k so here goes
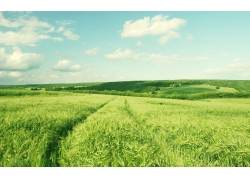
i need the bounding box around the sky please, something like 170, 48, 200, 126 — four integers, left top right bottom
0, 9, 250, 85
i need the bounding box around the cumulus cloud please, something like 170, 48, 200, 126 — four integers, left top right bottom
135, 41, 142, 46
0, 71, 5, 77
8, 71, 22, 77
0, 30, 63, 46
0, 12, 21, 28
56, 20, 80, 41
147, 53, 183, 62
0, 12, 80, 46
63, 30, 80, 40
121, 15, 186, 44
84, 47, 99, 55
0, 12, 64, 46
232, 58, 241, 63
194, 57, 210, 61
205, 59, 250, 77
158, 31, 180, 44
105, 48, 209, 64
57, 26, 64, 32
0, 71, 22, 78
0, 47, 44, 71
186, 34, 193, 40
52, 60, 86, 72
56, 20, 76, 26
105, 48, 133, 59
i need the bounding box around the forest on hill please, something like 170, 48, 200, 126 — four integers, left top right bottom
1, 80, 250, 100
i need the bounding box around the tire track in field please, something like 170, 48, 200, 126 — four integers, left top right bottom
45, 96, 117, 167
123, 98, 168, 157
124, 98, 143, 125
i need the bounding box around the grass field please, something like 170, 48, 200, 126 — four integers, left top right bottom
1, 93, 249, 167
0, 94, 114, 166
159, 85, 238, 94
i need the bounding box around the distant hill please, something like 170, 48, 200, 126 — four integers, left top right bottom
56, 79, 250, 93
1, 80, 250, 99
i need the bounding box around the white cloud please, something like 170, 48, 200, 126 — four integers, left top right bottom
56, 20, 75, 26
118, 76, 126, 80
195, 57, 210, 61
0, 29, 63, 46
56, 20, 80, 41
105, 48, 209, 65
158, 31, 180, 44
0, 12, 63, 46
148, 54, 183, 61
8, 71, 22, 77
121, 15, 186, 44
105, 48, 133, 59
57, 26, 64, 32
135, 41, 142, 46
48, 27, 55, 32
0, 71, 5, 77
121, 15, 186, 37
205, 59, 250, 77
0, 12, 52, 29
232, 58, 240, 63
63, 30, 80, 40
186, 34, 193, 40
0, 71, 21, 78
84, 47, 99, 55
0, 30, 41, 46
50, 37, 63, 41
0, 12, 20, 28
52, 60, 86, 72
0, 13, 81, 46
221, 53, 229, 56
0, 47, 44, 71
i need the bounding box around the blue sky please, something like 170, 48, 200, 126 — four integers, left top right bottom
0, 11, 250, 85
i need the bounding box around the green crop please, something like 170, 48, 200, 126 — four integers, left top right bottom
59, 96, 250, 167
0, 94, 114, 166
1, 93, 249, 167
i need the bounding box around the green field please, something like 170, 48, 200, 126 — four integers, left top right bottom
159, 85, 238, 94
1, 80, 250, 100
1, 92, 249, 167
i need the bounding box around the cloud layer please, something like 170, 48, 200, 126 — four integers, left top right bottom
105, 48, 209, 66
0, 12, 79, 46
0, 47, 44, 71
135, 41, 142, 46
105, 48, 133, 59
84, 47, 99, 55
121, 15, 186, 44
56, 20, 80, 41
52, 60, 86, 72
205, 58, 250, 77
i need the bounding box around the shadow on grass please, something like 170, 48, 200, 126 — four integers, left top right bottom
44, 98, 116, 167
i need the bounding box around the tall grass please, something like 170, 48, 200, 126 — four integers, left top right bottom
127, 97, 250, 166
59, 97, 176, 166
0, 94, 114, 166
1, 92, 249, 167
59, 97, 250, 167
0, 89, 72, 96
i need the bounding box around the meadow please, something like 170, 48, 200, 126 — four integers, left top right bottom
159, 85, 238, 94
0, 94, 114, 166
1, 92, 249, 167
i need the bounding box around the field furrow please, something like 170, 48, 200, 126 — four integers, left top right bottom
0, 94, 115, 167
1, 93, 249, 167
59, 97, 174, 166
125, 96, 250, 166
